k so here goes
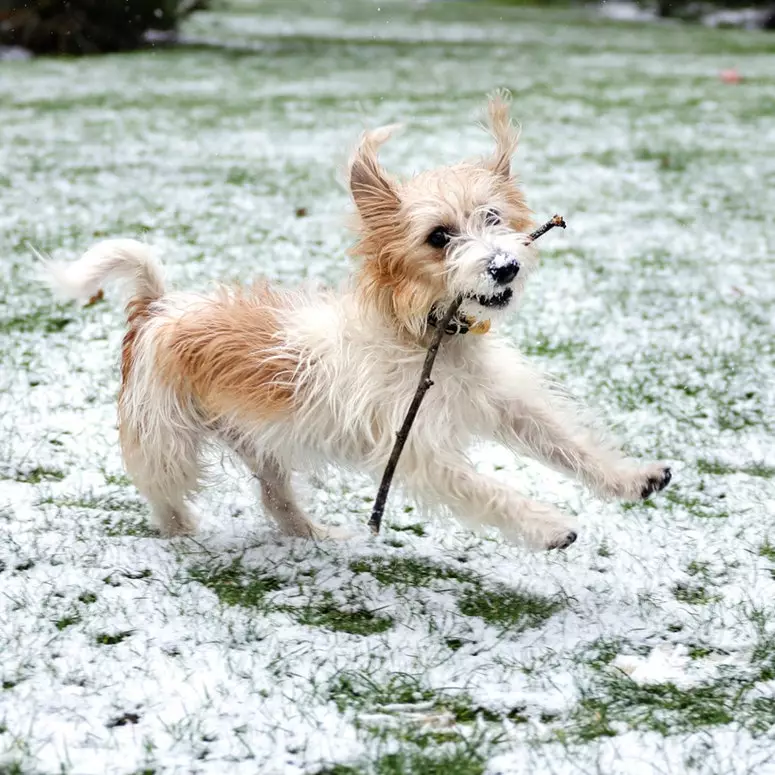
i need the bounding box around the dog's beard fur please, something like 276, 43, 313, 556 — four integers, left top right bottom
45, 91, 672, 550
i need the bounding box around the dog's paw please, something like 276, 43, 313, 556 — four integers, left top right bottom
604, 463, 673, 501
546, 529, 578, 551
502, 501, 579, 552
156, 507, 199, 537
310, 523, 354, 541
641, 466, 672, 499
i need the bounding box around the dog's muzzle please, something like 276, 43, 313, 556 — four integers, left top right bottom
487, 251, 520, 286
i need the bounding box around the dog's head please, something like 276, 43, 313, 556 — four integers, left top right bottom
350, 91, 537, 337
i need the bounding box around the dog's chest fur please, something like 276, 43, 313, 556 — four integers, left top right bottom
272, 294, 504, 472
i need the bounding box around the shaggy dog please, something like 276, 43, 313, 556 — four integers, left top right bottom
47, 93, 671, 550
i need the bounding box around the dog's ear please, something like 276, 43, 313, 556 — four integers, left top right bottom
349, 125, 401, 223
482, 90, 520, 179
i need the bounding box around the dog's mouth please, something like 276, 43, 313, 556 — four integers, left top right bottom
469, 287, 513, 309
427, 288, 514, 336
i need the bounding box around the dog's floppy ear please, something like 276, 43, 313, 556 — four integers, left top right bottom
482, 90, 520, 179
349, 125, 401, 223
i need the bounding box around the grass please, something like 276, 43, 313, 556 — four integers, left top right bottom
13, 467, 66, 484
2, 0, 775, 772
566, 659, 775, 742
326, 670, 519, 773
190, 561, 393, 634
0, 310, 73, 335
351, 554, 562, 631
759, 541, 775, 562
314, 745, 487, 775
95, 631, 134, 645
328, 670, 527, 723
458, 586, 563, 631
54, 613, 82, 630
189, 561, 284, 611
296, 596, 394, 636
349, 556, 474, 589
697, 459, 775, 479
569, 679, 736, 740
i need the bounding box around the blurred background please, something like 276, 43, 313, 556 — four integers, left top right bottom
0, 0, 773, 57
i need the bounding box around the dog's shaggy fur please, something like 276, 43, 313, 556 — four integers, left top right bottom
46, 94, 671, 550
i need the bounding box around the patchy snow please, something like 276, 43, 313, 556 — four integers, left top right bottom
596, 1, 659, 23
613, 644, 699, 687
1, 0, 775, 773
703, 8, 769, 30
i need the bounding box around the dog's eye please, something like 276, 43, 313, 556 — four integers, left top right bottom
484, 209, 502, 226
427, 227, 451, 249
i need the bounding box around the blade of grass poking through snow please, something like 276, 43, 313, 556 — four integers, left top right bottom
368, 215, 567, 534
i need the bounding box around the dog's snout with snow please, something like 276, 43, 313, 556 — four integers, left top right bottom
486, 250, 520, 285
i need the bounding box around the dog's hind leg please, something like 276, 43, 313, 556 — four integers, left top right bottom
120, 422, 202, 536
228, 443, 349, 540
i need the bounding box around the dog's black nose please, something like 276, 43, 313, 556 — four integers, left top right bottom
487, 258, 520, 285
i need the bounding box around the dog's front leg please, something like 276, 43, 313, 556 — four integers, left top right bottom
497, 390, 671, 501
399, 450, 578, 550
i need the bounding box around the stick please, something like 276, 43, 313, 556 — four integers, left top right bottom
368, 295, 464, 534
368, 215, 566, 534
525, 214, 566, 243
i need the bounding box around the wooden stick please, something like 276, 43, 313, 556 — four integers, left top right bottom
525, 214, 566, 243
368, 295, 464, 534
368, 215, 566, 534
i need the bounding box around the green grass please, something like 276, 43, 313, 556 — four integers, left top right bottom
369, 745, 486, 775
567, 627, 775, 742
569, 676, 736, 740
14, 467, 66, 484
350, 556, 474, 589
351, 554, 562, 631
103, 472, 134, 487
672, 582, 716, 605
759, 541, 775, 562
0, 310, 73, 335
95, 631, 133, 645
101, 514, 157, 538
313, 744, 487, 775
296, 596, 394, 636
697, 459, 775, 478
458, 585, 563, 631
325, 670, 521, 773
189, 561, 284, 610
54, 613, 82, 631
329, 670, 527, 724
191, 561, 393, 635
389, 523, 426, 537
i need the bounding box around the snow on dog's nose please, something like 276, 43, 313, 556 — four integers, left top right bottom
486, 251, 520, 285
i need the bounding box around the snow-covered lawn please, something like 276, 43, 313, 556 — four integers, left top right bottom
2, 1, 775, 773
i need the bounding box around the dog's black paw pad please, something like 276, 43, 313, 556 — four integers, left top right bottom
641, 467, 672, 499
548, 531, 577, 551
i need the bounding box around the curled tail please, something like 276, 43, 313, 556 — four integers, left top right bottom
43, 239, 165, 306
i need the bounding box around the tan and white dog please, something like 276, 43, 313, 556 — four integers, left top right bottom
47, 93, 671, 550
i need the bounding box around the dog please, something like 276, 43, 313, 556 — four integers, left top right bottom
45, 93, 671, 550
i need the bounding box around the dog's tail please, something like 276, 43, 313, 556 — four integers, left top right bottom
42, 239, 165, 307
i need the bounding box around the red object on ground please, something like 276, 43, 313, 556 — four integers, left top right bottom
720, 69, 742, 84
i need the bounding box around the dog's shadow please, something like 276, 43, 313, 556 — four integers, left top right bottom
170, 512, 569, 644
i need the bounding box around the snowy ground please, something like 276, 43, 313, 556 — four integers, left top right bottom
2, 1, 775, 773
